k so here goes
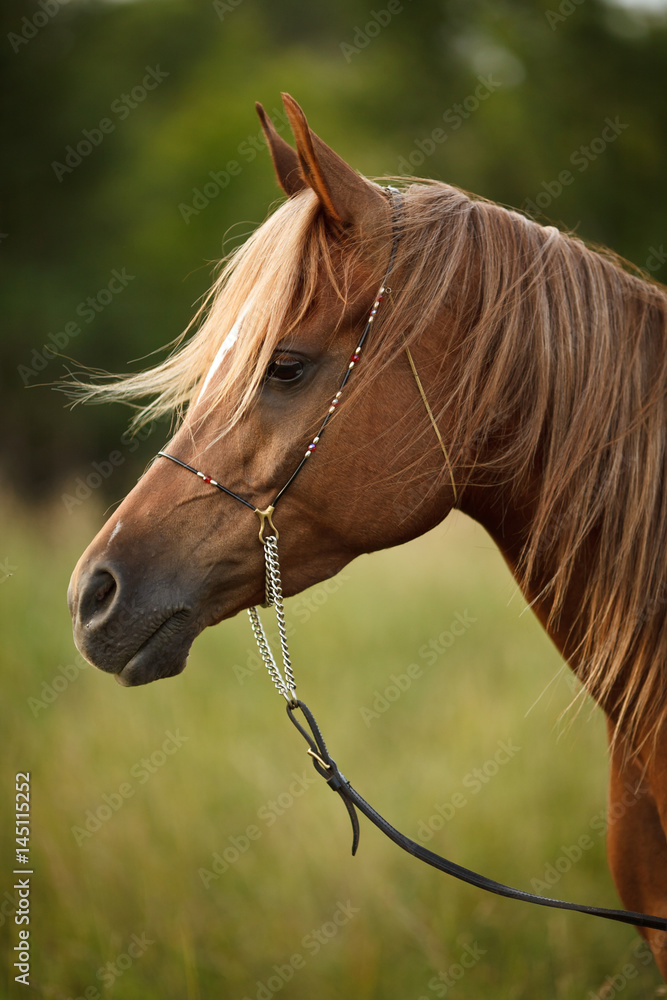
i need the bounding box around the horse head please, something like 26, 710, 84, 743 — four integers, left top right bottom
67, 95, 458, 687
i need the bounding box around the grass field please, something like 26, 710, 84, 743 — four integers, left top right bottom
1, 495, 664, 999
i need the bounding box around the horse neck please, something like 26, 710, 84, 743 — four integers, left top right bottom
459, 459, 587, 665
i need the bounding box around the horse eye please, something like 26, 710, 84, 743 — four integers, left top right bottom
266, 356, 304, 384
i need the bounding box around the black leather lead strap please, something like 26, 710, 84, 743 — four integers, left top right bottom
287, 698, 360, 854
286, 699, 667, 933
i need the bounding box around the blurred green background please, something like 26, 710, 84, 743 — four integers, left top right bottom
3, 0, 667, 996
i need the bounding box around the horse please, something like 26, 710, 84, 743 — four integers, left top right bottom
67, 93, 667, 976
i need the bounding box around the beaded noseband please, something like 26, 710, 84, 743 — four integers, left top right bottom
156, 187, 667, 936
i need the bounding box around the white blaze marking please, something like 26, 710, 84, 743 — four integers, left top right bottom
108, 519, 122, 545
197, 312, 244, 403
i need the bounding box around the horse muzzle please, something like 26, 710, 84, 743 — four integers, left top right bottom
68, 559, 197, 686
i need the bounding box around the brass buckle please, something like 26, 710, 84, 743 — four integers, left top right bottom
254, 505, 278, 544
307, 747, 330, 770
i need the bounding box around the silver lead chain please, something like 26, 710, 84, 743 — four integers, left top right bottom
247, 535, 298, 704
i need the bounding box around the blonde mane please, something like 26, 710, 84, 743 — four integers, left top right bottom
78, 179, 667, 754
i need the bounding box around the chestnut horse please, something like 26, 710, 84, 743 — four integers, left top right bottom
68, 95, 667, 974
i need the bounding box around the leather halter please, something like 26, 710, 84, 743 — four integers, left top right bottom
157, 188, 667, 935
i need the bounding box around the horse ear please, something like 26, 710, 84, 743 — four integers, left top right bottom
256, 102, 306, 197
280, 92, 387, 232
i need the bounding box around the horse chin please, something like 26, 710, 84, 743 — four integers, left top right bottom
77, 611, 197, 687
114, 647, 189, 687
115, 615, 198, 686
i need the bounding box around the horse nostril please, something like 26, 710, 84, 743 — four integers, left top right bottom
94, 576, 116, 605
78, 568, 119, 623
